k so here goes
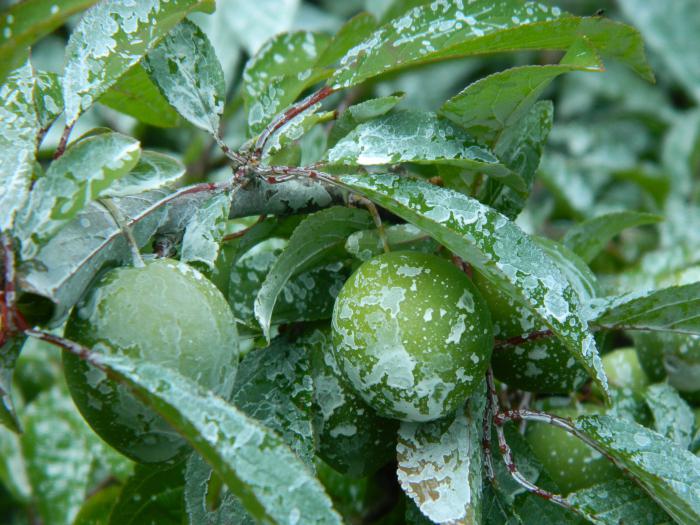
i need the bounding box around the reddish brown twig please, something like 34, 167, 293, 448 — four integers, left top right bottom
494, 329, 554, 348
222, 214, 267, 242
53, 122, 75, 159
254, 86, 335, 157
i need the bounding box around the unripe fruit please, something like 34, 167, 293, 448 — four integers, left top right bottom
599, 347, 649, 395
64, 259, 238, 463
474, 237, 596, 394
331, 251, 493, 422
309, 327, 398, 477
526, 404, 619, 494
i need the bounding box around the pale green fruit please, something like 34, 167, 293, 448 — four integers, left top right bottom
64, 259, 238, 463
526, 404, 620, 494
331, 251, 493, 422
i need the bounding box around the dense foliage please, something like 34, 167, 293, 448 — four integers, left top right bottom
1, 0, 700, 523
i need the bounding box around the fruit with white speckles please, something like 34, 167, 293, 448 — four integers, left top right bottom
63, 259, 238, 463
331, 251, 493, 422
594, 347, 648, 397
526, 404, 620, 494
309, 327, 398, 477
633, 266, 700, 405
474, 237, 595, 394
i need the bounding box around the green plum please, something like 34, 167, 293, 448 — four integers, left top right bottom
309, 327, 398, 477
331, 251, 493, 422
64, 258, 238, 463
526, 404, 620, 494
475, 237, 596, 394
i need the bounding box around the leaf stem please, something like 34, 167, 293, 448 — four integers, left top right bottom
99, 198, 145, 268
53, 122, 75, 159
254, 86, 335, 157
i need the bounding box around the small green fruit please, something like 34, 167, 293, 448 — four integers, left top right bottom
598, 347, 649, 395
309, 327, 398, 477
475, 237, 596, 394
331, 251, 493, 422
526, 404, 619, 494
64, 259, 238, 463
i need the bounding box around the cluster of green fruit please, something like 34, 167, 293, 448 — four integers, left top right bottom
61, 241, 700, 496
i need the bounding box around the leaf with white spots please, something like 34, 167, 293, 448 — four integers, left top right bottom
62, 0, 214, 125
262, 105, 335, 161
328, 93, 405, 148
330, 0, 653, 90
566, 478, 672, 525
479, 100, 553, 219
326, 111, 523, 193
185, 453, 254, 525
99, 64, 180, 128
21, 386, 96, 525
242, 30, 331, 134
439, 39, 603, 145
0, 0, 98, 84
33, 71, 63, 133
590, 282, 700, 335
101, 150, 185, 198
254, 206, 373, 341
92, 352, 342, 524
230, 249, 349, 333
643, 383, 694, 449
0, 60, 39, 231
15, 131, 141, 260
316, 12, 378, 68
397, 387, 485, 524
0, 414, 31, 504
337, 173, 608, 397
144, 19, 224, 136
575, 414, 700, 525
180, 191, 231, 271
232, 336, 316, 464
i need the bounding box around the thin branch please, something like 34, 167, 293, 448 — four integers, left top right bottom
99, 198, 145, 268
494, 329, 554, 349
53, 122, 75, 159
215, 136, 246, 166
254, 86, 335, 157
222, 214, 267, 242
348, 194, 389, 253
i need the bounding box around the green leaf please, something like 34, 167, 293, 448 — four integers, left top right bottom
262, 107, 335, 161
73, 485, 121, 525
185, 453, 254, 525
326, 111, 520, 191
0, 416, 31, 504
108, 462, 185, 525
231, 336, 316, 464
21, 386, 95, 525
643, 383, 694, 449
98, 64, 180, 128
229, 248, 349, 332
575, 414, 700, 525
337, 173, 608, 397
180, 192, 231, 271
566, 478, 671, 525
618, 0, 700, 103
242, 31, 331, 134
92, 353, 341, 524
219, 0, 301, 55
0, 0, 98, 84
253, 206, 373, 341
16, 132, 141, 260
590, 282, 700, 335
345, 223, 437, 261
440, 39, 603, 145
144, 19, 225, 136
479, 100, 553, 219
563, 211, 663, 263
0, 60, 39, 231
62, 0, 214, 125
0, 337, 23, 433
101, 150, 185, 198
330, 1, 653, 90
33, 71, 63, 132
316, 12, 378, 68
328, 93, 405, 148
397, 387, 485, 524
